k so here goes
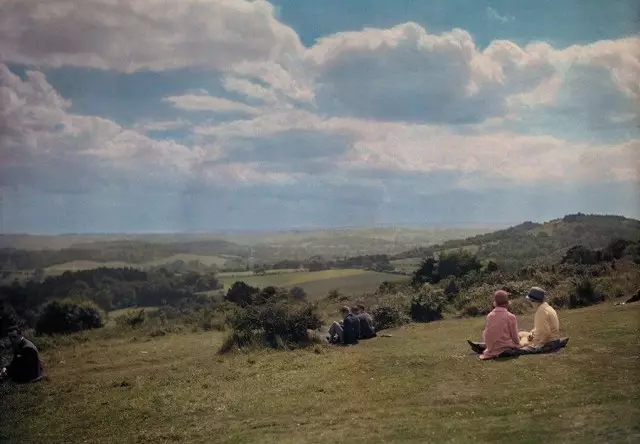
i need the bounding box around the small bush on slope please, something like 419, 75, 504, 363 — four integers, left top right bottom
219, 302, 323, 353
36, 299, 105, 335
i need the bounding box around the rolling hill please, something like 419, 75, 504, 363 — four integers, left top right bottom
0, 227, 489, 271
394, 214, 640, 269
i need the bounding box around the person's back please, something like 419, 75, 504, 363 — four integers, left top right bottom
342, 312, 360, 345
480, 293, 519, 359
356, 305, 376, 339
530, 301, 560, 347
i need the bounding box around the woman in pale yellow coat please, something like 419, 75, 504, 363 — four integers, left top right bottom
518, 287, 560, 349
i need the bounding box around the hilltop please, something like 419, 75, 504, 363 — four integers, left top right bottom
394, 214, 640, 270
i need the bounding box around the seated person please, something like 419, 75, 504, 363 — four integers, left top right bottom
356, 304, 377, 339
1, 327, 45, 384
518, 287, 560, 350
328, 306, 360, 345
467, 290, 520, 359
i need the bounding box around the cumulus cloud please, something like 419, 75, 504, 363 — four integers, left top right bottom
1, 2, 636, 129
0, 0, 303, 73
193, 106, 638, 188
304, 23, 555, 123
303, 22, 638, 128
0, 64, 294, 193
1, 4, 638, 220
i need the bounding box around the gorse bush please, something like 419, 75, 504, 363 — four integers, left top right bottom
370, 294, 411, 331
507, 298, 531, 315
220, 302, 323, 352
115, 309, 147, 328
410, 286, 445, 322
36, 299, 105, 335
569, 277, 604, 309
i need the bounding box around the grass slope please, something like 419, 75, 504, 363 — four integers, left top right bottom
2, 303, 639, 443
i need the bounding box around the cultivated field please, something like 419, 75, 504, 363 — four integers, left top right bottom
43, 254, 233, 275
217, 269, 409, 300
2, 302, 639, 443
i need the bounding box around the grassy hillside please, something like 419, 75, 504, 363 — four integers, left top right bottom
2, 302, 638, 443
396, 214, 640, 269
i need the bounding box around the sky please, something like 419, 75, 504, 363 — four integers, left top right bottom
0, 0, 638, 234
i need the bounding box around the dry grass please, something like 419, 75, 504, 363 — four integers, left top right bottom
2, 303, 639, 444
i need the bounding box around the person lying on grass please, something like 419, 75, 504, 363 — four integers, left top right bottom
517, 286, 560, 351
1, 327, 45, 384
327, 306, 360, 345
467, 290, 520, 360
356, 304, 377, 339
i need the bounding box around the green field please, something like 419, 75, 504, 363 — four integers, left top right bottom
44, 260, 133, 274
2, 302, 639, 443
390, 257, 423, 274
144, 253, 231, 267
43, 254, 233, 275
218, 269, 408, 299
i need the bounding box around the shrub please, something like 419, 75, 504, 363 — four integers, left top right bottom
225, 281, 260, 307
569, 278, 604, 309
454, 284, 494, 317
115, 309, 147, 328
507, 298, 531, 315
220, 302, 323, 353
377, 281, 407, 295
327, 289, 348, 302
370, 294, 411, 331
197, 308, 226, 332
545, 281, 573, 309
289, 286, 307, 301
443, 279, 460, 301
36, 299, 105, 335
485, 261, 499, 272
410, 285, 445, 322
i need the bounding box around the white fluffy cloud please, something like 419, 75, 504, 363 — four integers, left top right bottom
0, 64, 313, 192
304, 22, 639, 125
1, 4, 638, 201
0, 64, 194, 190
305, 23, 555, 123
335, 120, 639, 186
1, 2, 636, 128
193, 108, 638, 187
0, 0, 303, 73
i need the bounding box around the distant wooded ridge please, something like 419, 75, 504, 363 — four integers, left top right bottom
0, 214, 638, 273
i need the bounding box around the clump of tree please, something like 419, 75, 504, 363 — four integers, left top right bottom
0, 267, 223, 337
411, 251, 483, 286
224, 281, 308, 308
36, 299, 105, 335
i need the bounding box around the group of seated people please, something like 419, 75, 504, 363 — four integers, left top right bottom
327, 286, 569, 360
0, 286, 571, 383
1, 327, 45, 384
327, 304, 377, 345
467, 286, 568, 360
